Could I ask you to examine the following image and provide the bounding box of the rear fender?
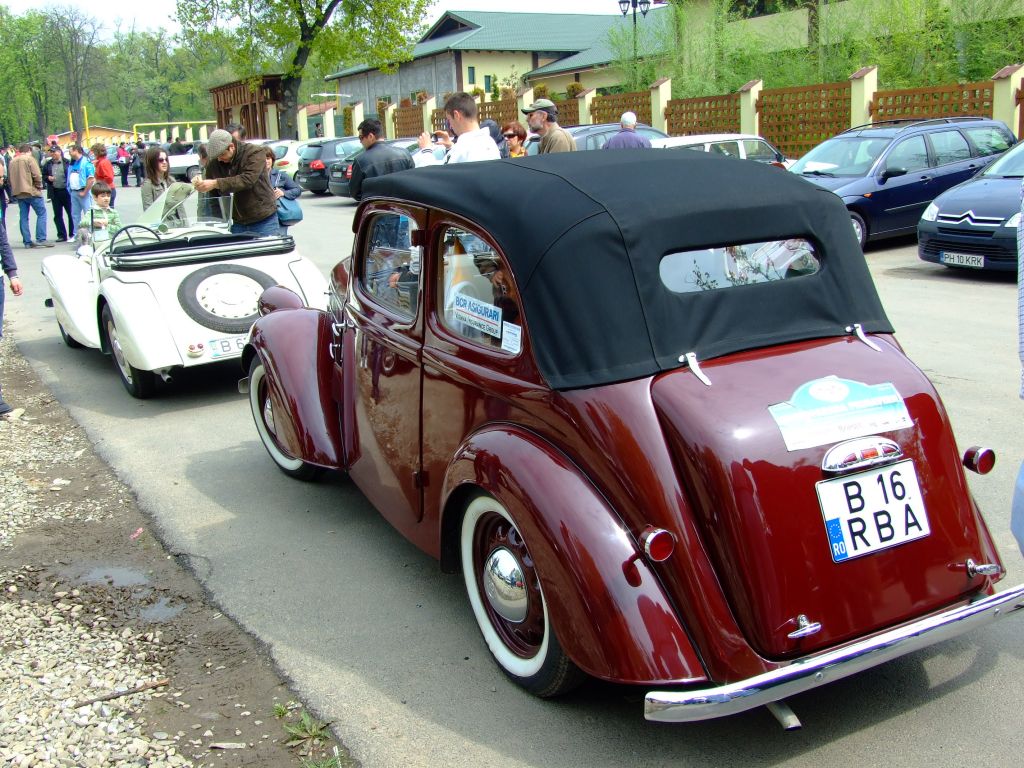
[41,254,101,348]
[440,426,707,686]
[245,308,342,469]
[99,279,182,370]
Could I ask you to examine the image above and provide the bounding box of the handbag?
[276,196,303,225]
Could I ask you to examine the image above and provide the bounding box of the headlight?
[1004,212,1021,228]
[921,202,939,222]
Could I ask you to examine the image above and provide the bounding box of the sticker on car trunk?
[768,376,912,451]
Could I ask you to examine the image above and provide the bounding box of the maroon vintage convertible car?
[241,152,1024,726]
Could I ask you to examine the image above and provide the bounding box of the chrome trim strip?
[644,584,1024,723]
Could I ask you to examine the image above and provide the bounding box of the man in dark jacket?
[192,129,278,235]
[349,119,414,201]
[42,147,74,241]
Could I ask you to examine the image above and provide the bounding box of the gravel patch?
[0,321,355,766]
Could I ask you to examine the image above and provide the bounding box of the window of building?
[467,66,476,85]
[484,75,492,92]
[437,226,522,354]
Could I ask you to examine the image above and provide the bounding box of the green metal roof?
[327,10,630,81]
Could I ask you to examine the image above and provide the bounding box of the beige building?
[325,9,669,113]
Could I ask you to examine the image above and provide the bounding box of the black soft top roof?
[363,151,892,390]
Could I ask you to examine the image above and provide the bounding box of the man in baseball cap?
[522,98,576,154]
[193,128,278,236]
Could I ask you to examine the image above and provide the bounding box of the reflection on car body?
[240,152,1024,727]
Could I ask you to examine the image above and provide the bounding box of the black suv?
[295,137,362,194]
[790,117,1015,247]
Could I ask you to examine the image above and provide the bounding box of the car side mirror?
[880,166,908,181]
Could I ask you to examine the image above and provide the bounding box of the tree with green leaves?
[47,5,104,137]
[175,0,431,139]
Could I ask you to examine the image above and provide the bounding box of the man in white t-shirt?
[412,92,500,167]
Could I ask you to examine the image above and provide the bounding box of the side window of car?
[963,125,1013,157]
[588,134,607,151]
[742,139,778,162]
[437,226,523,354]
[883,136,929,173]
[929,130,972,166]
[710,141,740,158]
[360,213,419,318]
[638,128,663,142]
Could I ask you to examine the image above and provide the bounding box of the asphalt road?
[7,186,1024,768]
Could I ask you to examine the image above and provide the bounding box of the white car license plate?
[331,172,343,178]
[209,335,247,359]
[296,175,307,182]
[940,251,983,268]
[816,460,930,562]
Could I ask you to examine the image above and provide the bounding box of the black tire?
[177,264,277,334]
[460,492,584,697]
[58,321,84,348]
[850,211,868,249]
[248,356,320,480]
[101,305,155,399]
[311,189,329,196]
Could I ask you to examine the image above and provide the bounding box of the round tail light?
[963,446,996,474]
[639,526,675,562]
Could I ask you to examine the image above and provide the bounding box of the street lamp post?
[619,0,652,82]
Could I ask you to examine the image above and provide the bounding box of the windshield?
[982,140,1024,177]
[791,136,891,176]
[136,182,233,231]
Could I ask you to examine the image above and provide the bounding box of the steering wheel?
[109,224,162,252]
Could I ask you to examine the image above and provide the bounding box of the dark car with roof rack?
[790,116,1015,248]
[294,137,362,194]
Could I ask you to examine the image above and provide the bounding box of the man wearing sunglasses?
[192,129,278,236]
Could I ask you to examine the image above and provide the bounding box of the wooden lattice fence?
[431,107,446,132]
[591,92,650,126]
[549,98,579,126]
[479,98,518,128]
[872,82,994,122]
[665,93,740,136]
[393,105,424,139]
[758,81,851,158]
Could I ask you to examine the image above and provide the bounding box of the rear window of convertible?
[660,239,819,293]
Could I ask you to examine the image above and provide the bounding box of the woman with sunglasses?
[502,122,528,158]
[141,147,173,211]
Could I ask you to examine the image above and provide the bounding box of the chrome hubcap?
[108,322,132,383]
[262,395,276,435]
[482,547,527,623]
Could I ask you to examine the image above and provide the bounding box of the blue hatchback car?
[790,117,1015,248]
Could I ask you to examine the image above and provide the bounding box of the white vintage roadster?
[41,183,327,398]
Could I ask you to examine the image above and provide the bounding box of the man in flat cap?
[192,129,277,236]
[522,99,576,155]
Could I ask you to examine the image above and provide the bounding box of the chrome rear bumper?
[645,584,1024,723]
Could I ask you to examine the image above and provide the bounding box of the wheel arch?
[246,308,342,470]
[438,425,707,686]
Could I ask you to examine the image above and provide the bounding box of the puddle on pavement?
[140,596,184,622]
[80,565,150,587]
